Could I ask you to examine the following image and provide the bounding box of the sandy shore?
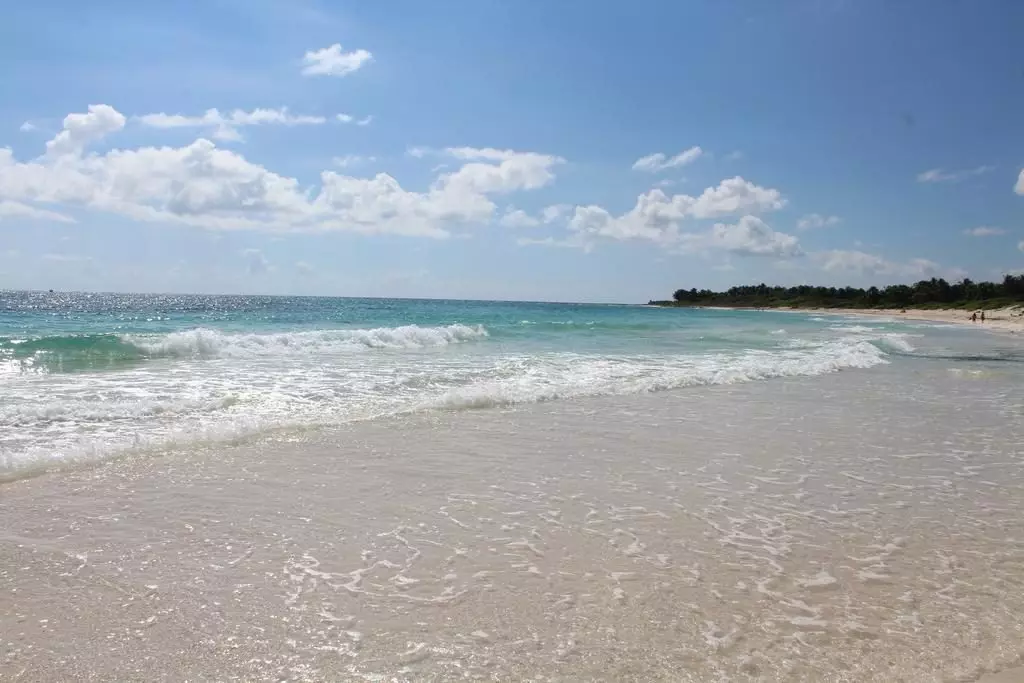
[4,366,1024,681]
[824,305,1024,335]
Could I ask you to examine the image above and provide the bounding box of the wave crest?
[124,324,489,358]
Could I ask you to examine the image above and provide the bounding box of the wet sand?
[3,363,1024,681]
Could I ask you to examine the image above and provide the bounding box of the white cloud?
[242,248,271,275]
[499,208,540,228]
[1016,169,1024,195]
[796,213,840,230]
[525,215,801,260]
[19,122,36,133]
[333,154,376,168]
[814,249,943,278]
[690,176,787,218]
[541,204,571,223]
[916,165,994,184]
[445,147,520,162]
[337,114,373,126]
[632,146,703,172]
[0,200,75,223]
[562,177,785,247]
[411,147,526,163]
[432,149,564,195]
[139,107,326,142]
[295,261,315,275]
[725,150,743,161]
[963,226,1006,237]
[0,105,563,240]
[301,43,373,77]
[689,216,802,257]
[46,104,126,157]
[1019,240,1024,253]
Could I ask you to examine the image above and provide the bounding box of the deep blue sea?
[0,290,1014,477]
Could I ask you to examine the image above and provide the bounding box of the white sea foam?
[423,338,889,411]
[0,336,893,478]
[830,325,875,333]
[871,336,916,353]
[124,324,489,358]
[0,395,240,427]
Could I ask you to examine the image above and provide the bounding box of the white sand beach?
[4,359,1024,681]
[841,306,1024,335]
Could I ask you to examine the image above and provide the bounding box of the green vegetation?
[650,275,1024,309]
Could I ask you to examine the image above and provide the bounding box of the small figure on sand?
[971,312,977,322]
[980,311,985,323]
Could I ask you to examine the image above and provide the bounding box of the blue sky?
[0,0,1021,303]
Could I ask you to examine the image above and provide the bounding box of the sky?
[0,0,1021,303]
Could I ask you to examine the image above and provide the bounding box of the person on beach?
[971,312,977,322]
[981,311,986,323]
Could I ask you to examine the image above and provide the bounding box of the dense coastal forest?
[650,275,1024,309]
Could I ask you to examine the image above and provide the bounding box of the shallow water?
[2,291,1009,479]
[2,293,1023,680]
[3,348,1024,681]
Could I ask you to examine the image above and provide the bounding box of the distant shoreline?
[653,303,1024,335]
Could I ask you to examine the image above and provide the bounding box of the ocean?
[0,290,977,478]
[3,291,1024,681]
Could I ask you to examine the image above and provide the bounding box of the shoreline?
[655,303,1024,335]
[4,372,1024,680]
[818,306,1024,335]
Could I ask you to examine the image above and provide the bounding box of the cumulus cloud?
[796,213,840,230]
[0,105,563,240]
[446,147,522,162]
[139,107,326,142]
[963,226,1006,237]
[916,166,993,184]
[432,148,565,196]
[295,260,315,275]
[46,104,126,157]
[19,121,36,133]
[814,249,943,278]
[632,146,703,172]
[0,200,75,223]
[301,44,373,77]
[561,177,786,247]
[499,208,540,228]
[685,216,802,257]
[690,176,786,218]
[541,204,571,223]
[1016,169,1024,195]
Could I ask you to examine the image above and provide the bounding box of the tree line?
[651,275,1024,309]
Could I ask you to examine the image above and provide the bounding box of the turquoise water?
[0,290,1013,477]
